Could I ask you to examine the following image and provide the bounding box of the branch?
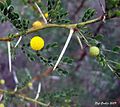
[0,89,49,106]
[0,16,102,42]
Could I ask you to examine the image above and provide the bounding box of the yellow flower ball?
[89,46,100,57]
[28,82,33,87]
[44,12,49,18]
[0,79,5,85]
[0,103,5,107]
[32,21,44,28]
[30,36,45,51]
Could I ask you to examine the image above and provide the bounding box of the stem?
[0,89,49,106]
[0,16,102,42]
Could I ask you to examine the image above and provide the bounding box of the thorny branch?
[0,15,103,42]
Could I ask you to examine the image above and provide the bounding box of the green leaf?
[51,42,58,48]
[46,43,51,49]
[97,54,107,67]
[12,12,19,19]
[3,7,8,16]
[115,63,120,70]
[82,8,95,22]
[12,19,21,26]
[114,10,120,16]
[63,57,73,64]
[47,0,70,24]
[94,34,104,41]
[8,12,19,20]
[0,2,4,11]
[39,56,48,63]
[112,46,120,52]
[7,5,14,13]
[63,57,69,62]
[46,42,58,49]
[6,0,11,6]
[106,0,120,10]
[22,19,29,29]
[57,68,69,76]
[0,16,7,23]
[8,33,14,38]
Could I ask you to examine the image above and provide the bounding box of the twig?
[94,22,104,37]
[0,16,102,42]
[0,89,50,106]
[71,0,86,20]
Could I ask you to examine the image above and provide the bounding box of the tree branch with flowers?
[0,0,120,106]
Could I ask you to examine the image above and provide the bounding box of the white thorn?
[14,86,18,92]
[13,71,19,92]
[107,64,114,72]
[16,32,19,35]
[15,36,22,48]
[35,2,47,24]
[99,0,106,23]
[102,15,106,23]
[99,0,106,14]
[53,28,74,71]
[78,31,89,45]
[13,71,19,84]
[35,82,42,100]
[49,76,60,80]
[0,94,3,101]
[7,41,12,72]
[76,34,83,49]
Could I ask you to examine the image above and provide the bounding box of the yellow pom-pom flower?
[28,82,33,87]
[44,12,49,18]
[89,46,100,57]
[0,103,5,107]
[0,79,5,85]
[30,36,45,51]
[32,21,44,28]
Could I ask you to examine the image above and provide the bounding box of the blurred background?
[0,0,120,107]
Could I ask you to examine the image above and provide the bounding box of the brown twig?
[94,22,104,37]
[32,67,53,82]
[71,0,86,20]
